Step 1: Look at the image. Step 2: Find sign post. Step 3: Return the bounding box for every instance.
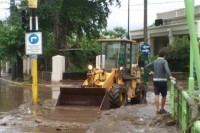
[27,0,40,105]
[141,43,151,83]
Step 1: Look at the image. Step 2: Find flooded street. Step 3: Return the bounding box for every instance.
[0,80,100,133]
[0,82,25,112]
[0,79,180,133]
[86,91,180,133]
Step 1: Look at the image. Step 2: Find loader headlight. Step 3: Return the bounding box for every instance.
[88,65,93,70]
[120,66,124,71]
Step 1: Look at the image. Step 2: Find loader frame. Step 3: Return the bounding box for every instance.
[57,39,146,110]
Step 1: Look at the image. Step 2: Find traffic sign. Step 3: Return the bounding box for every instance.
[141,43,151,55]
[25,32,42,55]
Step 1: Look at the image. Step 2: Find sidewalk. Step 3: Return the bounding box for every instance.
[0,73,82,88]
[0,73,23,85]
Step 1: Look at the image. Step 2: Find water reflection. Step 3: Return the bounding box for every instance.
[51,86,60,100]
[0,81,52,113]
[0,82,24,112]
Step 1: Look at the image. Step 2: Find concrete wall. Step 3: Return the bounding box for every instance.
[157,5,200,19]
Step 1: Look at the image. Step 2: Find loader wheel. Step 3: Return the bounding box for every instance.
[138,84,147,103]
[109,84,127,109]
[131,84,147,104]
[138,89,147,104]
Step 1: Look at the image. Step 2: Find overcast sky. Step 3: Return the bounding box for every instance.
[1,0,200,31]
[0,0,10,20]
[107,0,200,30]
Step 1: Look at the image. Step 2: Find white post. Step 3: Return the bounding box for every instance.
[51,55,65,82]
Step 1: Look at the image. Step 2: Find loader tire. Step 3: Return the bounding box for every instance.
[131,84,147,104]
[139,84,147,104]
[109,84,127,109]
[138,89,147,104]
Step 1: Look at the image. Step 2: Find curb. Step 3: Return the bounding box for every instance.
[0,77,48,87]
[0,77,23,85]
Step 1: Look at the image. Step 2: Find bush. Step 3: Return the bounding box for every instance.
[161,36,190,72]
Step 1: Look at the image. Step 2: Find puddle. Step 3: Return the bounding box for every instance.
[42,106,100,123]
[0,80,182,133]
[0,81,101,132]
[0,127,86,133]
[0,83,25,112]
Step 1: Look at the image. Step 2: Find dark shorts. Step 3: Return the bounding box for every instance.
[153,81,167,96]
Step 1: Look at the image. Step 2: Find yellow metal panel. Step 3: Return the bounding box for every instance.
[131,80,137,97]
[102,71,115,90]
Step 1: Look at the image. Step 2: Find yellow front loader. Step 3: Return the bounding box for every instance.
[56,39,146,110]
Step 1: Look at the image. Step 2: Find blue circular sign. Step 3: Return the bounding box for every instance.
[28,34,39,44]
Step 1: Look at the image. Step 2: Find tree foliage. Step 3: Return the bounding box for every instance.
[102,27,126,38]
[0,0,122,74]
[65,35,100,72]
[161,36,190,72]
[0,26,23,59]
[38,0,120,50]
[0,22,25,80]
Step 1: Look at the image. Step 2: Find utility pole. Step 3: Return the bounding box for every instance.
[144,0,147,43]
[127,0,130,39]
[10,0,15,15]
[143,0,149,83]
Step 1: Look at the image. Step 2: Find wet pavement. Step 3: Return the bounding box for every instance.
[0,72,104,133]
[86,91,180,133]
[0,73,182,133]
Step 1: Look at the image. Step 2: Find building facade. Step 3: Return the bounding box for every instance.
[130,5,200,56]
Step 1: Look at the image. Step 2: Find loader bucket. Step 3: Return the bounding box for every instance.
[56,86,110,110]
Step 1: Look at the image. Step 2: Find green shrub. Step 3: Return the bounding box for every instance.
[161,36,190,72]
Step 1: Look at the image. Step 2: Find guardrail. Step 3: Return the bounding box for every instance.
[170,80,199,133]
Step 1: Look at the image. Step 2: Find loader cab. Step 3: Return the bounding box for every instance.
[97,39,139,73]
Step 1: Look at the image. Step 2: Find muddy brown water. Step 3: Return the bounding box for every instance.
[0,83,24,112]
[0,81,100,133]
[0,80,182,133]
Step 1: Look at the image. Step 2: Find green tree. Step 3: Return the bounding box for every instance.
[102,27,126,38]
[38,0,120,52]
[0,23,25,80]
[161,36,190,72]
[38,32,56,71]
[65,34,100,72]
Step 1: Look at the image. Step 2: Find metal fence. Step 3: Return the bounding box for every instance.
[170,80,200,133]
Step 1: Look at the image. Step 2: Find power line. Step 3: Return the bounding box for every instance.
[122,1,186,7]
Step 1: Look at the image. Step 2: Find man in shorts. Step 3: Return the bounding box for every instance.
[145,50,175,114]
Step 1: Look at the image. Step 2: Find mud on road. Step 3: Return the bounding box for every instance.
[86,91,180,133]
[0,80,180,133]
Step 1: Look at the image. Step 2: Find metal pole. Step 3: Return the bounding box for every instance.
[143,0,149,83]
[144,0,147,43]
[10,0,15,15]
[189,39,194,99]
[30,8,38,105]
[127,0,130,39]
[184,0,200,102]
